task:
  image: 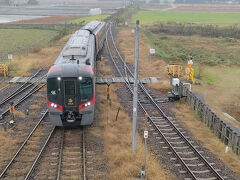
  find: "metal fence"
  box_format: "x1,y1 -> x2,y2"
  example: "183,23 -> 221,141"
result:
179,82 -> 240,155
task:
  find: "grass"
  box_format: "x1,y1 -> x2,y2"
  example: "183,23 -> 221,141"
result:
116,27 -> 169,80
116,26 -> 240,174
30,111 -> 38,118
173,102 -> 240,175
201,72 -> 215,85
97,42 -> 172,179
138,21 -> 240,126
96,84 -> 173,180
69,14 -> 110,24
148,80 -> 172,92
14,110 -> 26,119
97,58 -> 114,77
142,29 -> 240,64
8,34 -> 70,76
193,65 -> 240,127
29,104 -> 41,110
8,128 -> 43,177
0,130 -> 19,170
132,11 -> 240,25
0,29 -> 59,60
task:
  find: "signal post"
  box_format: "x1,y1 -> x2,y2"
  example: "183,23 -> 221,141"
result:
9,102 -> 15,124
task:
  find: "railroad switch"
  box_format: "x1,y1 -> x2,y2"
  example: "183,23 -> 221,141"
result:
168,78 -> 181,102
168,91 -> 181,102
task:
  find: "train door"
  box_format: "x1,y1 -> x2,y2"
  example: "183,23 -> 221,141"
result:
63,79 -> 76,107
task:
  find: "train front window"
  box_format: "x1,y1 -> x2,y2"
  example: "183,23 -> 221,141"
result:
47,78 -> 61,97
79,77 -> 93,102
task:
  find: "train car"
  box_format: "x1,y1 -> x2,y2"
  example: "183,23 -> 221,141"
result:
47,21 -> 107,126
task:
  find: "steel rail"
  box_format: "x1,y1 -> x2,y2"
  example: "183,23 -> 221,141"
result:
0,83 -> 46,119
83,128 -> 86,180
0,83 -> 33,106
0,110 -> 48,178
105,26 -> 133,94
0,84 -> 10,93
107,24 -> 224,180
106,26 -> 198,179
56,128 -> 86,180
24,126 -> 56,180
109,24 -> 223,179
0,69 -> 42,106
56,128 -> 64,180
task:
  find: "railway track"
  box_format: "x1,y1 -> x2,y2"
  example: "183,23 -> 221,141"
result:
57,128 -> 86,180
106,23 -> 225,180
26,128 -> 87,180
0,69 -> 41,106
0,110 -> 55,180
0,69 -> 46,120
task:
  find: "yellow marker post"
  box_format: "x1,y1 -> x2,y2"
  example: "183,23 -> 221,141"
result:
0,64 -> 8,77
167,65 -> 182,78
185,68 -> 194,83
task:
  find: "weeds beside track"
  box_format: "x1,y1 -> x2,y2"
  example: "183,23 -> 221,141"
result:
106,23 -> 225,180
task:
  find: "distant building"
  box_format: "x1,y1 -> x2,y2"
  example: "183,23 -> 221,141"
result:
89,8 -> 102,16
9,0 -> 28,6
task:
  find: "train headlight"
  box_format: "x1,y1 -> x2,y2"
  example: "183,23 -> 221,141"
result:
57,77 -> 61,81
51,103 -> 58,108
84,101 -> 91,107
78,76 -> 82,80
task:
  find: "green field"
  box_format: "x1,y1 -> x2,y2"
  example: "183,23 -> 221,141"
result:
132,11 -> 240,25
143,29 -> 240,64
69,14 -> 110,24
0,29 -> 59,59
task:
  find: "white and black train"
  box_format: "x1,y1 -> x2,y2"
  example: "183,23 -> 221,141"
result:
47,21 -> 107,126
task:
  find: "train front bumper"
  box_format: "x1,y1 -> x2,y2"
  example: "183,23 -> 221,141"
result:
48,105 -> 94,126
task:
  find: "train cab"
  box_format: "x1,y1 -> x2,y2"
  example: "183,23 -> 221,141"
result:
47,64 -> 95,126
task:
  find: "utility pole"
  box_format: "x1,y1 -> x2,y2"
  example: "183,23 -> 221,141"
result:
132,20 -> 139,152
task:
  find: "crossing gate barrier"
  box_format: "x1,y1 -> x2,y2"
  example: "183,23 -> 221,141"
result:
166,65 -> 182,78
0,64 -> 8,77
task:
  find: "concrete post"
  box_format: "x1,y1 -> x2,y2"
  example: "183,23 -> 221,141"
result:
132,20 -> 140,152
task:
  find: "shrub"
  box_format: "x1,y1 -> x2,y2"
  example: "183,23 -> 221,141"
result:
178,53 -> 188,61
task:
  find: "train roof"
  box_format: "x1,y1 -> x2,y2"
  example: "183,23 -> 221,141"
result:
49,20 -> 106,77
54,20 -> 106,65
82,20 -> 105,34
62,30 -> 90,57
54,29 -> 95,65
47,63 -> 93,78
